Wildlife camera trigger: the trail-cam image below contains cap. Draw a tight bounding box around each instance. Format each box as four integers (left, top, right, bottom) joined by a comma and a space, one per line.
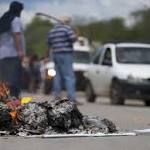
59, 16, 71, 24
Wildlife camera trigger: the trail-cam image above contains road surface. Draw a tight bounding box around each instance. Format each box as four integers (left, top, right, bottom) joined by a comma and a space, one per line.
0, 92, 150, 150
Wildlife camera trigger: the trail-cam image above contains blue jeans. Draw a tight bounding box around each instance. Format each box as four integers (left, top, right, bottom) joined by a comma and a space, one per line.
52, 52, 76, 101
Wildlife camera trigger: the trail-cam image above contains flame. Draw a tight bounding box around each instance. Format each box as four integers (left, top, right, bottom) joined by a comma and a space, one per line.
10, 111, 17, 120
0, 82, 10, 99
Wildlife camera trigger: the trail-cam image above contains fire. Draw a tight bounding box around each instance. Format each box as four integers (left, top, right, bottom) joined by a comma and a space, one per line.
0, 82, 10, 101
9, 111, 17, 120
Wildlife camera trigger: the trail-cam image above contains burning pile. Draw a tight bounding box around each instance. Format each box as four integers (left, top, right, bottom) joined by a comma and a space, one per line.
0, 83, 117, 136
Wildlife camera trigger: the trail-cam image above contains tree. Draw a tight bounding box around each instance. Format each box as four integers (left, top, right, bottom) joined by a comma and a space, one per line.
25, 17, 53, 57
131, 8, 150, 42
78, 17, 128, 43
25, 8, 150, 57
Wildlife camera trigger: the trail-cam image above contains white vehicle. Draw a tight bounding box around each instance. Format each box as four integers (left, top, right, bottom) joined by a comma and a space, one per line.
85, 43, 150, 106
41, 36, 91, 94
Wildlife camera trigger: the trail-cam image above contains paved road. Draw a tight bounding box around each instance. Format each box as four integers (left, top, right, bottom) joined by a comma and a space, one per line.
0, 92, 150, 150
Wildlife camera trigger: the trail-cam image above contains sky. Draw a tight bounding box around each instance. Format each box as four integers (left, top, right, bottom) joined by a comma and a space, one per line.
0, 0, 150, 25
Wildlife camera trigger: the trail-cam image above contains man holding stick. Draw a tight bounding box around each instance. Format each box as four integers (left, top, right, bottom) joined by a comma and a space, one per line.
47, 16, 80, 104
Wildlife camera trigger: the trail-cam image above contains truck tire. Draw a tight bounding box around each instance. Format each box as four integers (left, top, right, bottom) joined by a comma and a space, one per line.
110, 81, 125, 105
144, 100, 150, 106
85, 82, 96, 103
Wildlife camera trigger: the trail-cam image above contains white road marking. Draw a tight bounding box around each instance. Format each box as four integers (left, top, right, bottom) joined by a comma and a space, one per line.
134, 129, 150, 135
19, 132, 136, 138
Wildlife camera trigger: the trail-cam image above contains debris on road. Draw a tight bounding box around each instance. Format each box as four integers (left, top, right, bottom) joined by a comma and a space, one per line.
0, 82, 117, 136
0, 102, 12, 131
0, 98, 117, 136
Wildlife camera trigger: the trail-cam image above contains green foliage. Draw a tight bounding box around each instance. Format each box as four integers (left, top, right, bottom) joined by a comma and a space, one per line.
78, 18, 128, 43
25, 8, 150, 57
131, 9, 150, 41
25, 17, 53, 57
78, 8, 150, 44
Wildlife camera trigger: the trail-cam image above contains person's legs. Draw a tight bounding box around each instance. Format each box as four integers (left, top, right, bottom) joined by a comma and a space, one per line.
52, 54, 62, 98
60, 53, 76, 101
0, 59, 5, 81
3, 57, 22, 98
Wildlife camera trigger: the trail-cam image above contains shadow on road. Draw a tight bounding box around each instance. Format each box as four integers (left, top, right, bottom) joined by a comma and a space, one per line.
96, 97, 146, 108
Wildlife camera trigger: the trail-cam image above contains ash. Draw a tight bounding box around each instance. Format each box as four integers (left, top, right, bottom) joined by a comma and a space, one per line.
0, 98, 117, 136
0, 102, 13, 131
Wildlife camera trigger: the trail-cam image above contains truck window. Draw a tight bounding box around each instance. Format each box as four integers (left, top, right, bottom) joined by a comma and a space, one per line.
74, 51, 90, 64
93, 48, 103, 64
102, 48, 112, 66
93, 53, 100, 64
116, 47, 150, 64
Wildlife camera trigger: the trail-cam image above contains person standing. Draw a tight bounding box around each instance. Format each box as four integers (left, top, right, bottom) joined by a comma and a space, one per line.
47, 16, 78, 103
0, 1, 25, 98
28, 53, 41, 93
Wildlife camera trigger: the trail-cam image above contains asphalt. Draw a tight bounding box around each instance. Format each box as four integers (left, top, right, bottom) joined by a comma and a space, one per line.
0, 92, 150, 150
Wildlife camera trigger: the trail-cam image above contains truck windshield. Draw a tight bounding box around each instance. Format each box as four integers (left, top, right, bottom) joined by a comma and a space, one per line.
116, 47, 150, 64
74, 51, 90, 64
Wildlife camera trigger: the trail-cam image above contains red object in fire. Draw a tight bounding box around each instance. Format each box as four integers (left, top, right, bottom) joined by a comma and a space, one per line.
6, 99, 21, 110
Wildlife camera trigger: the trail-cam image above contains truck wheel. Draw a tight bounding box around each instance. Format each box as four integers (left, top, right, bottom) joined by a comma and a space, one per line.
144, 100, 150, 106
85, 82, 96, 103
110, 81, 125, 105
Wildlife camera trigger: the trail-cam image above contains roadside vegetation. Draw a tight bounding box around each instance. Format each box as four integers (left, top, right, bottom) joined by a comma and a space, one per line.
25, 8, 150, 57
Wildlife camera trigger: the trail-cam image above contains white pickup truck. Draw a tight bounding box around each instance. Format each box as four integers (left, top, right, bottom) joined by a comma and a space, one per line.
85, 43, 150, 106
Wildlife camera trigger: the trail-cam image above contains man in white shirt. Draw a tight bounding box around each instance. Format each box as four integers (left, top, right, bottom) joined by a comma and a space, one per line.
0, 1, 25, 98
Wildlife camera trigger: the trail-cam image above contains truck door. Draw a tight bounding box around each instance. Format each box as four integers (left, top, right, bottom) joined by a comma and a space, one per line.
97, 48, 113, 96
88, 49, 103, 94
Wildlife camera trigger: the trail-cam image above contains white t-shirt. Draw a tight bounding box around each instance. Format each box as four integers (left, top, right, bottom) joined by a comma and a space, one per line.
0, 17, 25, 59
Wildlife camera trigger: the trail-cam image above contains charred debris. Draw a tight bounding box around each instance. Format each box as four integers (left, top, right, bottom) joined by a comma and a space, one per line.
0, 82, 117, 136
